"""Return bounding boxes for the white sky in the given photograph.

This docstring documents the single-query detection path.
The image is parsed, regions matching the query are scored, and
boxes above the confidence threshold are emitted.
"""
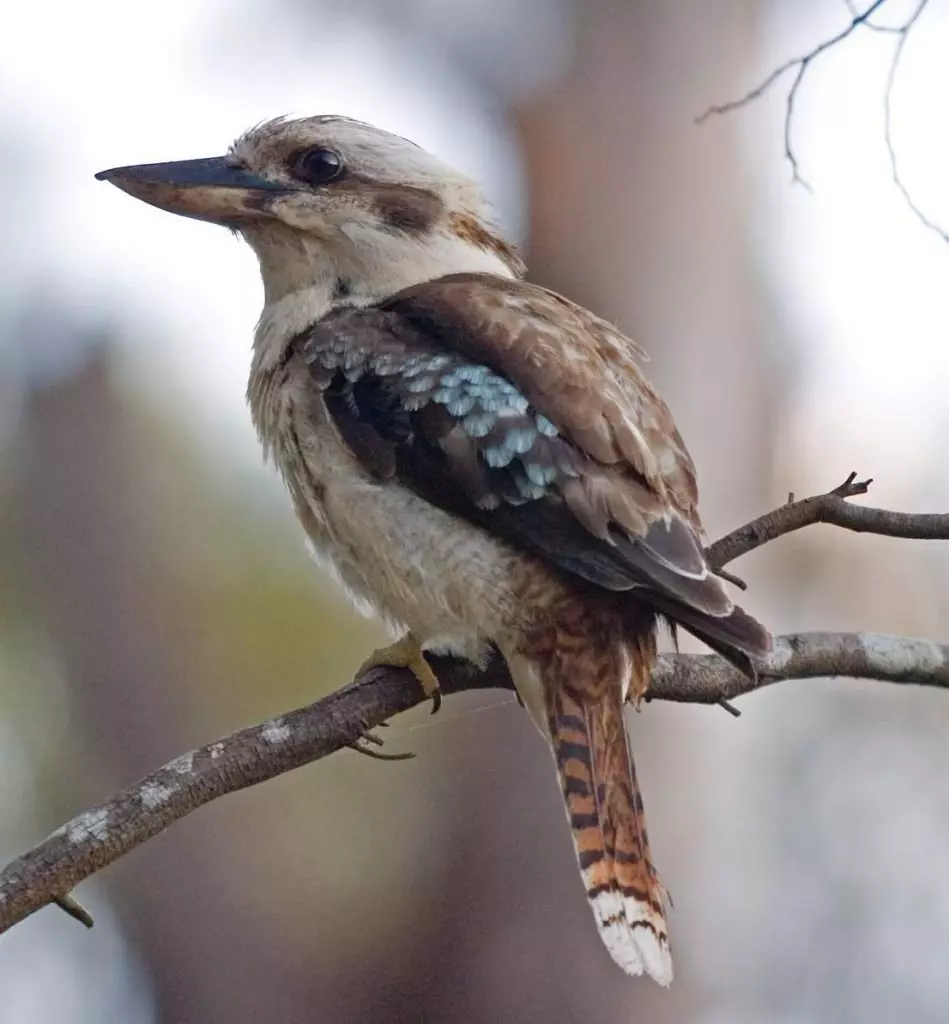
[4,0,946,501]
[0,0,525,471]
[761,0,949,502]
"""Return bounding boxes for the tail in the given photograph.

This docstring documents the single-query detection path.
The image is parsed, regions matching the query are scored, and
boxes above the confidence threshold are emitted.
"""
[546,678,673,985]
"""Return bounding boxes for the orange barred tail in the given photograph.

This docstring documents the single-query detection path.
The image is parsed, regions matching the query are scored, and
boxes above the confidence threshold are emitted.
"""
[547,681,672,985]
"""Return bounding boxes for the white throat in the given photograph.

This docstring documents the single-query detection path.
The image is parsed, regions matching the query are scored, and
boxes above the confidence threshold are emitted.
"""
[251,225,517,377]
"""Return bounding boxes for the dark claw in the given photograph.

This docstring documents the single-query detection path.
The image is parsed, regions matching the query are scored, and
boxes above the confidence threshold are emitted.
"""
[351,744,416,761]
[429,687,442,716]
[348,731,416,761]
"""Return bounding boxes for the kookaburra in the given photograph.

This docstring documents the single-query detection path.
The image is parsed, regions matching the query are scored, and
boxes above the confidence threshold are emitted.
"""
[97,115,771,986]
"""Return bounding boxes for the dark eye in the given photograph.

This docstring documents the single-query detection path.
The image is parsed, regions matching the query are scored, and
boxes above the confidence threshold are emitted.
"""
[292,147,345,185]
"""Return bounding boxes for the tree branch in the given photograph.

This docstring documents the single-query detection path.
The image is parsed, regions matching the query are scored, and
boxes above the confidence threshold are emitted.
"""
[3,630,948,936]
[652,631,949,702]
[707,472,949,570]
[698,0,945,241]
[697,0,890,187]
[3,474,948,936]
[880,0,947,243]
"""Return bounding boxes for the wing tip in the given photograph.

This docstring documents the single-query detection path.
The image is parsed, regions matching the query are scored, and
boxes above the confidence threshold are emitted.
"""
[724,604,774,659]
[648,592,773,668]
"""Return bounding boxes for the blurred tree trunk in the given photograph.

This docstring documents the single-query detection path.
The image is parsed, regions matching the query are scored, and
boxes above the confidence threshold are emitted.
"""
[18,348,325,1022]
[509,1,774,1018]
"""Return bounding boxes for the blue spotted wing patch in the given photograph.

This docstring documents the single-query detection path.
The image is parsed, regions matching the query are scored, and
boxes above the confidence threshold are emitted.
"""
[296,305,731,609]
[302,316,585,510]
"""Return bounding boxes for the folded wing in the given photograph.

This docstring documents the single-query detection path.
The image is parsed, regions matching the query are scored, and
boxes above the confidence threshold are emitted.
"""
[298,273,770,660]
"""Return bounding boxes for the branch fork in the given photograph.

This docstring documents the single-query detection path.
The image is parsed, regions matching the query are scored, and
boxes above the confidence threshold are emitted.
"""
[699,0,946,243]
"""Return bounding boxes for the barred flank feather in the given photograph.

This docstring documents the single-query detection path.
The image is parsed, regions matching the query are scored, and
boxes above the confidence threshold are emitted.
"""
[547,680,672,985]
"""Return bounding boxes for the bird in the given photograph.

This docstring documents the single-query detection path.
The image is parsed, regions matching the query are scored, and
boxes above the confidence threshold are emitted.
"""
[96,115,771,986]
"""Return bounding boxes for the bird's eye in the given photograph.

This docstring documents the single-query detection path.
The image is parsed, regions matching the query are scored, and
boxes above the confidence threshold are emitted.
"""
[292,147,345,185]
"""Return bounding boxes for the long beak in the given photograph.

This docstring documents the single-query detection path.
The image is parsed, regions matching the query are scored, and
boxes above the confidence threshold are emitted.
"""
[95,156,289,224]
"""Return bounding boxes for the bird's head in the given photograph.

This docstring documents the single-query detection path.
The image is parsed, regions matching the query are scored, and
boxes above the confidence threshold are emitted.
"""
[97,116,524,307]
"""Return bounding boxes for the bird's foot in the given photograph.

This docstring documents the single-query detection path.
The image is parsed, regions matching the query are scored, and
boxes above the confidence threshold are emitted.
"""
[358,633,443,715]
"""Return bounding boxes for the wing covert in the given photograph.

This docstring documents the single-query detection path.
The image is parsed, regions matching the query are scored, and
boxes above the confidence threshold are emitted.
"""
[297,275,730,615]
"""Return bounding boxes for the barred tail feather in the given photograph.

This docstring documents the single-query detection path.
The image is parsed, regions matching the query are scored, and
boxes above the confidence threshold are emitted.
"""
[547,681,673,985]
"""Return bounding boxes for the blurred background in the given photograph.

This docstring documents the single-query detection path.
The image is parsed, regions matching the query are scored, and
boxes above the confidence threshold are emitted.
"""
[2,0,949,1021]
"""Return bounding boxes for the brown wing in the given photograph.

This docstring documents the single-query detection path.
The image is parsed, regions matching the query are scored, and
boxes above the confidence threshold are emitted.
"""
[297,273,763,639]
[385,273,701,523]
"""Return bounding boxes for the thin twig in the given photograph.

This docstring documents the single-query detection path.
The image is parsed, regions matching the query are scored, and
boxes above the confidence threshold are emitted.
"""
[700,0,947,240]
[713,567,748,591]
[52,893,94,929]
[707,472,949,570]
[843,0,903,33]
[882,0,947,242]
[716,699,742,718]
[697,0,891,187]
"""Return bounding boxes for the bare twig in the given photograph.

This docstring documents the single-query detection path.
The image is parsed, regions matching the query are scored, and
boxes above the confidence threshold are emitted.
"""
[696,0,890,187]
[52,893,95,929]
[3,629,949,935]
[881,0,947,242]
[700,0,946,241]
[843,0,906,32]
[707,472,949,570]
[715,698,743,718]
[712,567,748,591]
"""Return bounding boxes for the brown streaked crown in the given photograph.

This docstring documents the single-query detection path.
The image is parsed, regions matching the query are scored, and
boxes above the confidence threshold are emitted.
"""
[227,115,524,274]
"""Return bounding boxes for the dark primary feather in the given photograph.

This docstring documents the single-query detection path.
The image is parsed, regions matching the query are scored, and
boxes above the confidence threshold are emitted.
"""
[298,276,771,661]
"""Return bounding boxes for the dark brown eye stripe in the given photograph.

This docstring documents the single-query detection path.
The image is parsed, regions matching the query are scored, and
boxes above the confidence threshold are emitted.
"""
[337,174,444,234]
